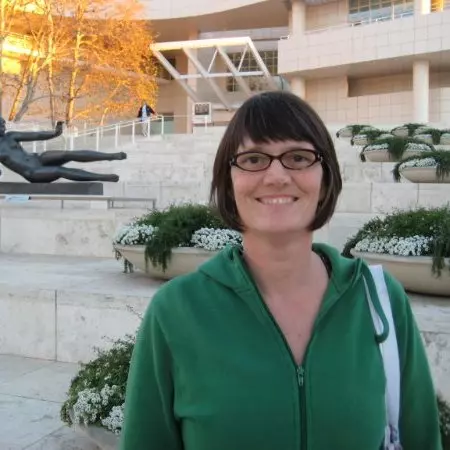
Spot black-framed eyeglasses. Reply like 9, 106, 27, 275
230, 149, 323, 172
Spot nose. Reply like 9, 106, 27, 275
262, 159, 291, 185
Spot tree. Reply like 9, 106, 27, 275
55, 0, 158, 125
0, 0, 28, 117
5, 0, 158, 124
8, 0, 71, 122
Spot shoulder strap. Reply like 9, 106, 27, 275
365, 265, 402, 449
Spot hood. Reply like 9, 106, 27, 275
199, 243, 389, 342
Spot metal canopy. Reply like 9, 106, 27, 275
150, 36, 278, 111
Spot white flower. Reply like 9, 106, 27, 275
399, 157, 437, 169
114, 224, 157, 246
190, 228, 242, 251
101, 404, 125, 435
354, 235, 432, 257
405, 142, 432, 152
363, 143, 389, 151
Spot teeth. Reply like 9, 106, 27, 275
260, 197, 295, 205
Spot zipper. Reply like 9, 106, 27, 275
253, 290, 311, 450
297, 366, 307, 450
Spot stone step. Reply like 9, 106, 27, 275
0, 252, 448, 403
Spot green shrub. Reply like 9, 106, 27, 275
392, 150, 450, 182
143, 203, 225, 271
360, 136, 434, 162
342, 206, 450, 276
60, 335, 134, 434
391, 123, 426, 137
439, 396, 450, 449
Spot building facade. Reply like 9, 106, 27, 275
147, 0, 450, 131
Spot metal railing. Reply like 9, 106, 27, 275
281, 9, 415, 38
18, 114, 219, 153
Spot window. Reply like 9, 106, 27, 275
226, 50, 278, 93
348, 0, 414, 24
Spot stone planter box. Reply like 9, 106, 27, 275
114, 244, 217, 280
399, 166, 450, 183
391, 127, 409, 138
363, 149, 427, 163
440, 134, 450, 145
352, 251, 450, 297
69, 410, 119, 450
414, 134, 434, 145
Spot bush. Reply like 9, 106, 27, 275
439, 395, 450, 449
60, 335, 135, 435
392, 150, 450, 182
360, 136, 434, 162
342, 206, 450, 277
113, 203, 242, 272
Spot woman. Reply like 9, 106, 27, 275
120, 91, 441, 450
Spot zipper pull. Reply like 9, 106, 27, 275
297, 366, 304, 387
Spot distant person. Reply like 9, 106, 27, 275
137, 100, 156, 137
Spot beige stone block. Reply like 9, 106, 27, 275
414, 40, 428, 54
336, 183, 372, 213
0, 286, 56, 359
56, 290, 155, 363
371, 183, 419, 213
427, 38, 442, 52
417, 184, 450, 208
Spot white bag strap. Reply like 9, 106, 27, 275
364, 265, 402, 449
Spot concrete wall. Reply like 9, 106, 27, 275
279, 11, 450, 74
305, 77, 450, 125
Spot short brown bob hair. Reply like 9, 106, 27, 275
210, 91, 342, 232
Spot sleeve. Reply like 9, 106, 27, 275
120, 297, 183, 450
385, 274, 442, 450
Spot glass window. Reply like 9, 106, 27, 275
226, 50, 278, 93
348, 0, 414, 24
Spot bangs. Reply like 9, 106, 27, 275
232, 92, 320, 151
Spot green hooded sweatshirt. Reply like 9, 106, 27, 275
120, 243, 442, 450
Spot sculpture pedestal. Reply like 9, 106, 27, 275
0, 182, 103, 195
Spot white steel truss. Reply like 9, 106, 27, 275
150, 37, 278, 111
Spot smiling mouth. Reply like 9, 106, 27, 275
257, 197, 298, 205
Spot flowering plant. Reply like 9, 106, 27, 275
191, 228, 242, 251
336, 124, 376, 138
392, 150, 450, 182
342, 206, 450, 277
113, 203, 242, 272
360, 136, 434, 162
61, 335, 134, 435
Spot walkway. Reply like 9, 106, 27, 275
0, 354, 97, 449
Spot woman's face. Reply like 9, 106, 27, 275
230, 138, 323, 237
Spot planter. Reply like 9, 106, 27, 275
114, 244, 217, 280
391, 127, 409, 138
441, 134, 450, 145
351, 251, 450, 297
363, 149, 426, 163
399, 166, 450, 183
414, 134, 434, 145
69, 410, 119, 450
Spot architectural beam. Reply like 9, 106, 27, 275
215, 46, 252, 96
152, 49, 200, 102
183, 47, 232, 110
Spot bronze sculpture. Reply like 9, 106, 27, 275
0, 118, 126, 183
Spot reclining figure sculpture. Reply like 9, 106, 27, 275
0, 118, 126, 183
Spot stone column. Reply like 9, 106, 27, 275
413, 60, 430, 123
414, 0, 431, 15
186, 29, 199, 134
290, 0, 306, 36
290, 76, 306, 99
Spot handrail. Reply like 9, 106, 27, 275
281, 9, 414, 38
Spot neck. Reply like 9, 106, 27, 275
242, 231, 317, 298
